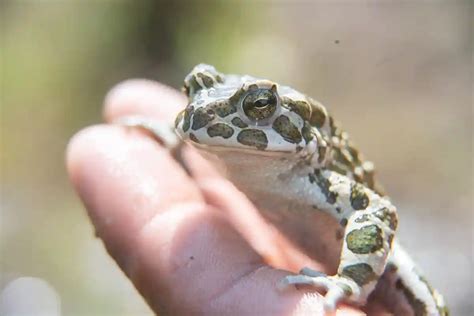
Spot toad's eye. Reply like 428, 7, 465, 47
242, 89, 278, 122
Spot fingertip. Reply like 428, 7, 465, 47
103, 79, 187, 123
66, 124, 107, 185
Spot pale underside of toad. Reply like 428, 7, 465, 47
119, 64, 449, 315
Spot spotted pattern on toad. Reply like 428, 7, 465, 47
128, 64, 449, 316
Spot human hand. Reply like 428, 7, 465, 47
67, 80, 386, 315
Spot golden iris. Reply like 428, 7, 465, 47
242, 89, 277, 121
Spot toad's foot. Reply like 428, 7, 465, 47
279, 268, 361, 311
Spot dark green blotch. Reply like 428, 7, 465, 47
231, 117, 248, 128
191, 107, 214, 130
237, 129, 268, 150
340, 218, 348, 227
181, 106, 194, 132
308, 169, 337, 204
196, 73, 214, 88
346, 225, 384, 254
302, 121, 313, 144
395, 279, 428, 316
229, 87, 247, 105
175, 110, 185, 129
375, 207, 398, 231
350, 183, 369, 210
207, 100, 237, 118
317, 145, 327, 164
272, 115, 302, 144
189, 133, 200, 143
308, 100, 327, 128
341, 263, 378, 286
184, 78, 202, 97
282, 97, 311, 121
207, 123, 234, 139
215, 74, 224, 83
336, 282, 353, 296
354, 214, 371, 223
333, 147, 352, 165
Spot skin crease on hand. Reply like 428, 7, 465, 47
66, 79, 388, 315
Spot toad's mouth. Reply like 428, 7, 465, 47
186, 140, 296, 157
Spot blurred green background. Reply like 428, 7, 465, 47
1, 1, 472, 315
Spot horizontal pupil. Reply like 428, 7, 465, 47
254, 99, 268, 107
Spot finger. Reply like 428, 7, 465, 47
104, 79, 187, 123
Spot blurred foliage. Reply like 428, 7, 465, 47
1, 1, 472, 315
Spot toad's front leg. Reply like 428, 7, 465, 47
281, 169, 398, 310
